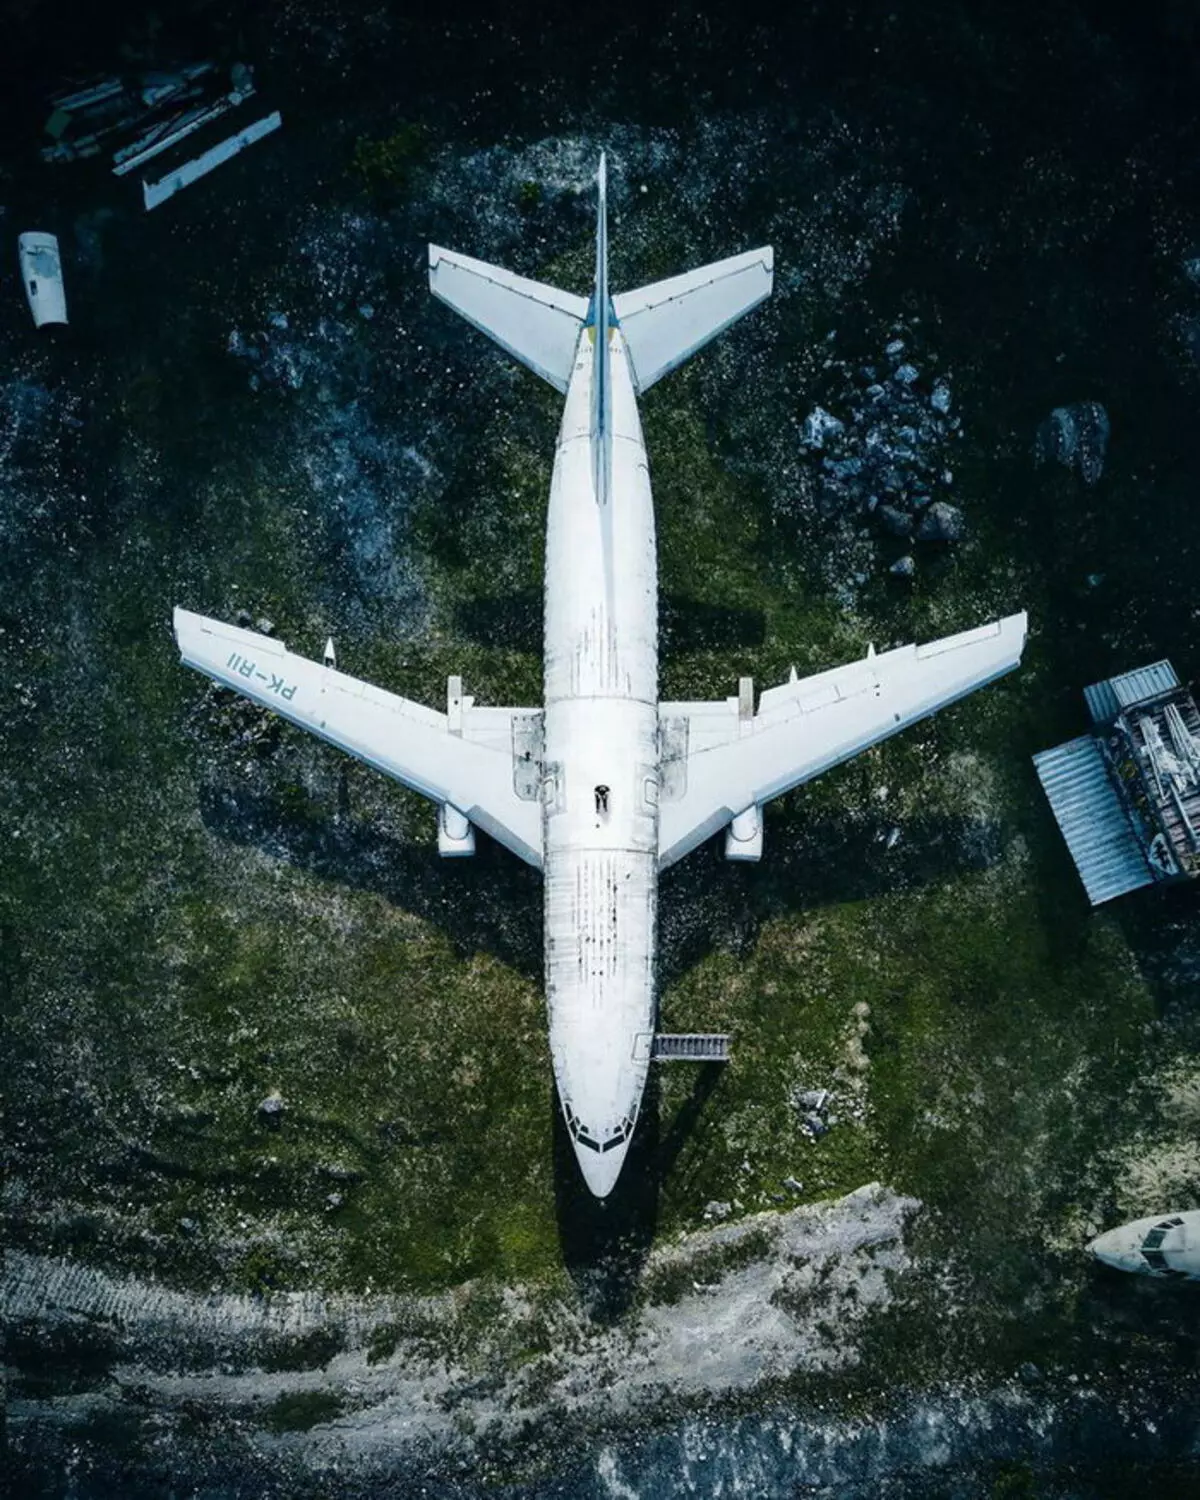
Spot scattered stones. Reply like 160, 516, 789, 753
889, 554, 915, 579
877, 504, 913, 537
1035, 401, 1109, 485
320, 1163, 363, 1183
783, 1176, 804, 1194
915, 500, 966, 542
325, 1193, 345, 1213
792, 1086, 835, 1141
801, 405, 845, 448
703, 1201, 733, 1222
257, 1091, 286, 1124
792, 326, 965, 589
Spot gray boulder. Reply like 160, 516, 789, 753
876, 504, 913, 537
802, 406, 845, 449
915, 501, 965, 542
1035, 401, 1109, 485
889, 554, 916, 578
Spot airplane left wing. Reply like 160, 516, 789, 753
174, 608, 543, 869
658, 611, 1027, 870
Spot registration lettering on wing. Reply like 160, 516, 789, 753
226, 651, 298, 700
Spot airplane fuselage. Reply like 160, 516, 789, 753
543, 319, 658, 1196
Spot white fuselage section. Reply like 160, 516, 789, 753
543, 321, 658, 1196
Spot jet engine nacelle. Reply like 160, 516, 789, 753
438, 802, 476, 857
724, 804, 763, 861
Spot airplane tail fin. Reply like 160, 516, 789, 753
427, 245, 587, 393
613, 245, 774, 394
590, 152, 612, 504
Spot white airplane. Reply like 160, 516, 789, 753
173, 155, 1027, 1198
1089, 1210, 1200, 1280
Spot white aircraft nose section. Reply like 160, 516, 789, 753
574, 1136, 630, 1199
1088, 1225, 1143, 1271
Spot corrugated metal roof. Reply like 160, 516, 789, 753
1033, 735, 1155, 905
1112, 660, 1179, 708
1085, 661, 1179, 723
1083, 679, 1119, 724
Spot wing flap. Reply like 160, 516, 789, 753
174, 608, 543, 868
659, 611, 1027, 869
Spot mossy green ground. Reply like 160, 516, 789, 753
5, 372, 1163, 1301
5, 120, 1196, 1405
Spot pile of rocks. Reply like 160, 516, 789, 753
798, 329, 966, 580
792, 1086, 837, 1140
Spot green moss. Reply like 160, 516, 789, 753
262, 1327, 346, 1372
352, 124, 429, 194
262, 1390, 344, 1433
3, 148, 1182, 1415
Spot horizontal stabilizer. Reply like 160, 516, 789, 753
613, 246, 773, 393
428, 245, 587, 392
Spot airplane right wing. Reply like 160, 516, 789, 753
658, 611, 1028, 870
174, 608, 544, 869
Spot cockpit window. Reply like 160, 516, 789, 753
562, 1100, 634, 1154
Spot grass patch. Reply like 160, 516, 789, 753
262, 1390, 344, 1433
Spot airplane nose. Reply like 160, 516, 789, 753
574, 1137, 630, 1199
1088, 1226, 1141, 1271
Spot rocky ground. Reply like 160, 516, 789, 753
4, 2, 1200, 1494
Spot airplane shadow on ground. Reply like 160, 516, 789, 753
552, 1061, 727, 1323
197, 780, 544, 982
200, 778, 1004, 1317
199, 780, 1005, 992
657, 803, 1008, 989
